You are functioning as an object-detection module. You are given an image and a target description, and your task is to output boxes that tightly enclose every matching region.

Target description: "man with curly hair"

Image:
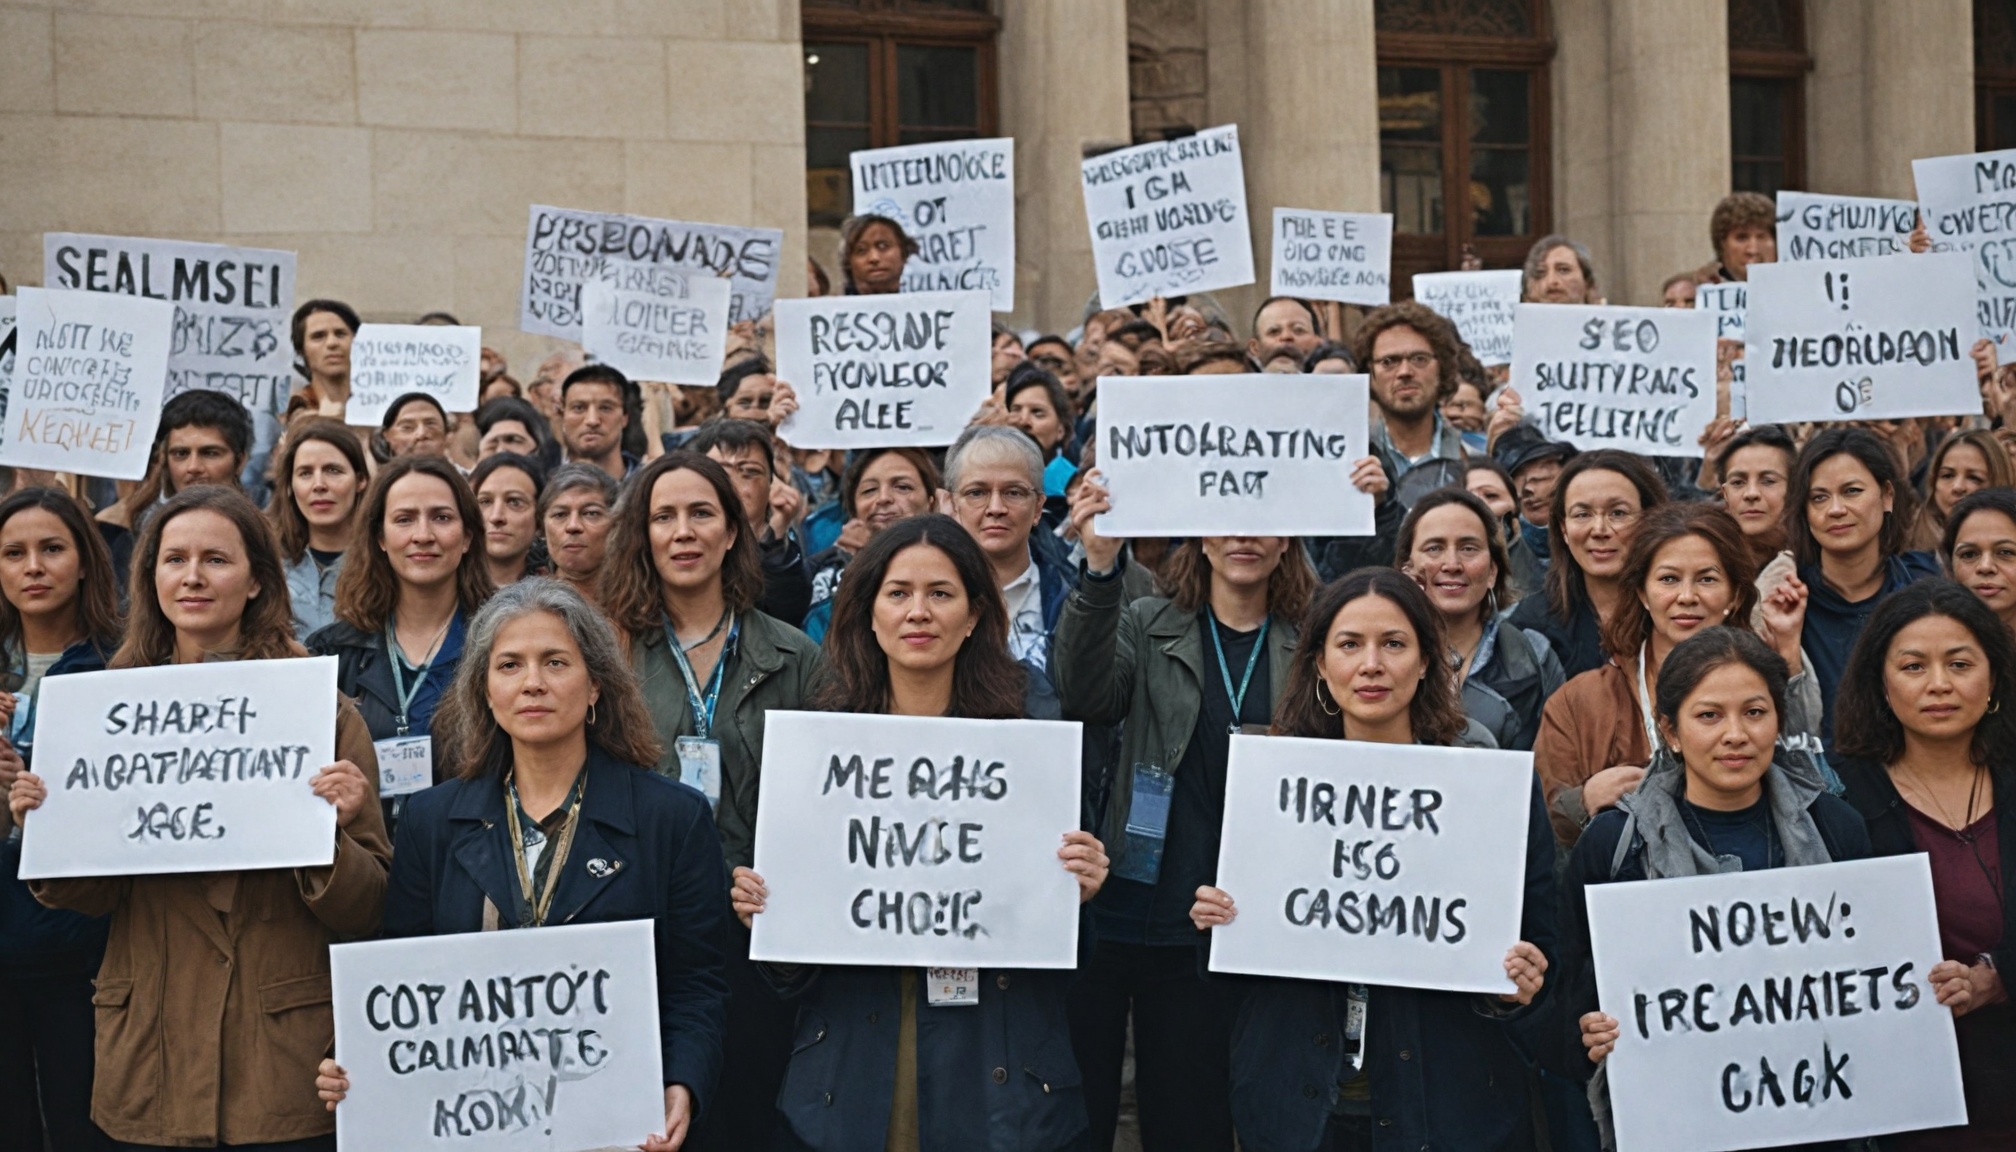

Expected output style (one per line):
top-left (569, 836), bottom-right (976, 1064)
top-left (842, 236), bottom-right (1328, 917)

top-left (1349, 302), bottom-right (1469, 496)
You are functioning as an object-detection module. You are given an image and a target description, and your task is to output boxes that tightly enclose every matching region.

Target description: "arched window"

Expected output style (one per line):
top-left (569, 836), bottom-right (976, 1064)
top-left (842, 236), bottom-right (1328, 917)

top-left (802, 0), bottom-right (999, 229)
top-left (1979, 0), bottom-right (2016, 150)
top-left (1375, 0), bottom-right (1554, 284)
top-left (1728, 0), bottom-right (1808, 195)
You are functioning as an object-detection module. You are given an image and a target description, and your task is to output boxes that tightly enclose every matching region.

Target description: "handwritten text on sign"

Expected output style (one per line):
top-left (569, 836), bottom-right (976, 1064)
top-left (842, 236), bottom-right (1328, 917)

top-left (330, 920), bottom-right (663, 1152)
top-left (1081, 124), bottom-right (1255, 308)
top-left (1512, 304), bottom-right (1717, 456)
top-left (1743, 251), bottom-right (1979, 424)
top-left (853, 138), bottom-right (1016, 312)
top-left (1209, 736), bottom-right (1533, 993)
top-left (1413, 269), bottom-right (1521, 366)
top-left (749, 711), bottom-right (1082, 968)
top-left (17, 657), bottom-right (340, 879)
top-left (1776, 192), bottom-right (1918, 262)
top-left (0, 286), bottom-right (172, 480)
top-left (773, 290), bottom-right (991, 449)
top-left (1093, 374), bottom-right (1374, 538)
top-left (581, 272), bottom-right (731, 387)
top-left (1270, 209), bottom-right (1393, 306)
top-left (1588, 856), bottom-right (1965, 1152)
top-left (1914, 149), bottom-right (2016, 346)
top-left (344, 324), bottom-right (482, 425)
top-left (520, 205), bottom-right (782, 338)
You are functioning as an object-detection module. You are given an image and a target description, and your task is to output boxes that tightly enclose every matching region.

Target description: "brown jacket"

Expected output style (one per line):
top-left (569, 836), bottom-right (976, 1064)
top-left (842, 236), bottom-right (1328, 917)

top-left (1533, 661), bottom-right (1650, 846)
top-left (31, 697), bottom-right (389, 1147)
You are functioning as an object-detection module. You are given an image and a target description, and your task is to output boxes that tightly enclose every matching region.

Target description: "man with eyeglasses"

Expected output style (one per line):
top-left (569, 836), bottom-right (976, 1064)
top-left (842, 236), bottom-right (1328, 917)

top-left (1026, 335), bottom-right (1082, 405)
top-left (687, 417), bottom-right (813, 627)
top-left (940, 424), bottom-right (1073, 671)
top-left (1349, 302), bottom-right (1471, 510)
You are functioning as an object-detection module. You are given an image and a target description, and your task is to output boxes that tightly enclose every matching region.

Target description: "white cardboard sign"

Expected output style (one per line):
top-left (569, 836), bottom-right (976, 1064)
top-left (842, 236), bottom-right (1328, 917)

top-left (1776, 191), bottom-right (1918, 261)
top-left (0, 297), bottom-right (15, 415)
top-left (748, 711), bottom-right (1083, 969)
top-left (1695, 283), bottom-right (1746, 342)
top-left (1092, 374), bottom-right (1374, 538)
top-left (1208, 736), bottom-right (1534, 993)
top-left (1743, 251), bottom-right (1979, 424)
top-left (17, 657), bottom-right (340, 879)
top-left (1270, 209), bottom-right (1393, 305)
top-left (1413, 269), bottom-right (1521, 366)
top-left (44, 234), bottom-right (297, 478)
top-left (1913, 149), bottom-right (2016, 346)
top-left (521, 205), bottom-right (783, 337)
top-left (773, 289), bottom-right (991, 449)
top-left (1512, 304), bottom-right (1718, 456)
top-left (852, 138), bottom-right (1016, 311)
top-left (1588, 855), bottom-right (1966, 1152)
top-left (344, 324), bottom-right (483, 425)
top-left (580, 272), bottom-right (731, 387)
top-left (0, 286), bottom-right (173, 480)
top-left (330, 920), bottom-right (664, 1152)
top-left (1081, 125), bottom-right (1256, 308)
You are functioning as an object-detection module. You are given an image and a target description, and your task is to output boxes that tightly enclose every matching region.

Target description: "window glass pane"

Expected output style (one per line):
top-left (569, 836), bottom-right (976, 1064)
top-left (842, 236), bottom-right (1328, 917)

top-left (805, 42), bottom-right (870, 125)
top-left (1471, 148), bottom-right (1530, 236)
top-left (897, 45), bottom-right (978, 130)
top-left (1469, 69), bottom-right (1530, 146)
top-left (1380, 67), bottom-right (1444, 236)
top-left (1994, 90), bottom-right (2016, 151)
top-left (1730, 77), bottom-right (1789, 194)
top-left (805, 42), bottom-right (871, 230)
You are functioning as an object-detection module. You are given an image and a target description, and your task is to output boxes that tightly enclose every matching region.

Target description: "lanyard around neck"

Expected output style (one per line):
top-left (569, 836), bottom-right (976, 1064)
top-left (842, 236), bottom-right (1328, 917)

top-left (386, 612), bottom-right (453, 736)
top-left (1209, 611), bottom-right (1269, 734)
top-left (665, 612), bottom-right (738, 740)
top-left (504, 770), bottom-right (586, 927)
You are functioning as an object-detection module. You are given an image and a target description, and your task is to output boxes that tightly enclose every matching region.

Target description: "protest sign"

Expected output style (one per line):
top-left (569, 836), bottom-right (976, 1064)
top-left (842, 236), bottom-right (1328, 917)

top-left (1913, 148), bottom-right (2016, 346)
top-left (1743, 251), bottom-right (1978, 423)
top-left (17, 657), bottom-right (340, 879)
top-left (0, 297), bottom-right (14, 418)
top-left (0, 286), bottom-right (172, 480)
top-left (1207, 735), bottom-right (1533, 993)
top-left (1696, 283), bottom-right (1746, 341)
top-left (330, 920), bottom-right (663, 1152)
top-left (344, 324), bottom-right (483, 425)
top-left (580, 271), bottom-right (731, 386)
top-left (773, 290), bottom-right (991, 449)
top-left (1081, 124), bottom-right (1255, 308)
top-left (1512, 304), bottom-right (1717, 456)
top-left (1270, 209), bottom-right (1392, 305)
top-left (1589, 855), bottom-right (1966, 1152)
top-left (1776, 191), bottom-right (1918, 261)
top-left (1092, 374), bottom-right (1374, 537)
top-left (853, 138), bottom-right (1016, 311)
top-left (1413, 269), bottom-right (1521, 366)
top-left (521, 205), bottom-right (782, 338)
top-left (748, 711), bottom-right (1082, 968)
top-left (44, 234), bottom-right (297, 480)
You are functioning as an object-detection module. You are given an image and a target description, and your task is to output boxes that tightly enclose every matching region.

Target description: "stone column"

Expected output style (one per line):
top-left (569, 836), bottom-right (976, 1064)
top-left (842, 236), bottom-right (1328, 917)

top-left (1810, 0), bottom-right (1975, 198)
top-left (1607, 0), bottom-right (1729, 305)
top-left (1000, 0), bottom-right (1133, 334)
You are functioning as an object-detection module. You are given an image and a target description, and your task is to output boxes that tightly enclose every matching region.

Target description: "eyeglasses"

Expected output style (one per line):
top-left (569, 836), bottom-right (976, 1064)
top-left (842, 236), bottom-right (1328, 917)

top-left (1565, 506), bottom-right (1641, 528)
top-left (1372, 351), bottom-right (1436, 374)
top-left (956, 484), bottom-right (1039, 510)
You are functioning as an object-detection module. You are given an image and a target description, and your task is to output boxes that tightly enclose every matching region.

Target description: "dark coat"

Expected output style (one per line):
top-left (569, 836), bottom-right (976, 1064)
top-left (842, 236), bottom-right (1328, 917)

top-left (1470, 623), bottom-right (1564, 753)
top-left (1506, 591), bottom-right (1606, 680)
top-left (307, 616), bottom-right (466, 754)
top-left (0, 637), bottom-right (114, 965)
top-left (759, 529), bottom-right (814, 628)
top-left (1225, 768), bottom-right (1559, 1152)
top-left (1836, 754), bottom-right (2016, 1131)
top-left (769, 965), bottom-right (1089, 1152)
top-left (1797, 552), bottom-right (1940, 749)
top-left (383, 749), bottom-right (732, 1117)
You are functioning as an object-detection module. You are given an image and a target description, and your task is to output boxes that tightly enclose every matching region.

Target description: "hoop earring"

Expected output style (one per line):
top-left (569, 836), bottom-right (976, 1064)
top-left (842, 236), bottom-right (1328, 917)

top-left (1992, 698), bottom-right (2002, 715)
top-left (1316, 681), bottom-right (1340, 716)
top-left (1485, 587), bottom-right (1500, 618)
top-left (588, 701), bottom-right (598, 726)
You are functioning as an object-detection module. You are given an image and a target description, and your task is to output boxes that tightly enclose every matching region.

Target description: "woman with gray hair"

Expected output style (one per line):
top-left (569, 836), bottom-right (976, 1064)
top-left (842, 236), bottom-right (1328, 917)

top-left (312, 578), bottom-right (732, 1152)
top-left (540, 462), bottom-right (621, 607)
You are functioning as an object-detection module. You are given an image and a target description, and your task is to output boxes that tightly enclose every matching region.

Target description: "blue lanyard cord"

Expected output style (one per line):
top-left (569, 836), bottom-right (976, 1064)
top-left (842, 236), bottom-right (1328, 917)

top-left (385, 614), bottom-right (452, 736)
top-left (665, 614), bottom-right (739, 740)
top-left (1208, 612), bottom-right (1270, 732)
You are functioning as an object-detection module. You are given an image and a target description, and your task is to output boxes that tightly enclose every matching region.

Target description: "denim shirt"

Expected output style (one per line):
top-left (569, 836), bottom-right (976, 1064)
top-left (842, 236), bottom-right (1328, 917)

top-left (284, 549), bottom-right (343, 641)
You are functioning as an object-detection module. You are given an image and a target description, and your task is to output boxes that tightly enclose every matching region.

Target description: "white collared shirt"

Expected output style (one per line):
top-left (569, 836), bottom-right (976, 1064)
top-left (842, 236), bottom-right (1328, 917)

top-left (1000, 549), bottom-right (1046, 668)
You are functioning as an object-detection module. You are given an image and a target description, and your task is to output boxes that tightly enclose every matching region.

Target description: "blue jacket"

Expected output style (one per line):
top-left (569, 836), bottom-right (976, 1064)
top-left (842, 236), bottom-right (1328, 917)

top-left (769, 965), bottom-right (1089, 1152)
top-left (284, 549), bottom-right (344, 641)
top-left (0, 637), bottom-right (115, 966)
top-left (1797, 551), bottom-right (1939, 750)
top-left (1225, 764), bottom-right (1558, 1152)
top-left (382, 749), bottom-right (732, 1117)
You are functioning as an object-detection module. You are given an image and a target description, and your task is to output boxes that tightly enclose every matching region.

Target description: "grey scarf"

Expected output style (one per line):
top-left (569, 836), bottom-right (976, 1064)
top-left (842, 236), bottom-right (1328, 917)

top-left (1588, 748), bottom-right (1835, 1147)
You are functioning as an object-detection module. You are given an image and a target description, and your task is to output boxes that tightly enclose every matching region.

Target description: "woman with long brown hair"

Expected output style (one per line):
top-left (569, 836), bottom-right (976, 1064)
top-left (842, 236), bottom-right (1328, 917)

top-left (273, 418), bottom-right (369, 640)
top-left (1190, 569), bottom-right (1554, 1151)
top-left (11, 486), bottom-right (387, 1152)
top-left (1911, 428), bottom-right (2014, 552)
top-left (1050, 471), bottom-right (1316, 1152)
top-left (801, 446), bottom-right (940, 642)
top-left (308, 456), bottom-right (494, 828)
top-left (601, 451), bottom-right (821, 1151)
top-left (729, 515), bottom-right (1106, 1151)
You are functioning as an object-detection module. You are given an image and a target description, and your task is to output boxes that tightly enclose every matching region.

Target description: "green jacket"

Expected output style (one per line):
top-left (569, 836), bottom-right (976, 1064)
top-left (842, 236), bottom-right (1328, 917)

top-left (632, 608), bottom-right (822, 871)
top-left (1049, 566), bottom-right (1298, 871)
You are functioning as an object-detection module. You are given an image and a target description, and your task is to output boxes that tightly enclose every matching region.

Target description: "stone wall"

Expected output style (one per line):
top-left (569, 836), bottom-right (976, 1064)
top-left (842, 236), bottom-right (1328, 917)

top-left (0, 0), bottom-right (808, 376)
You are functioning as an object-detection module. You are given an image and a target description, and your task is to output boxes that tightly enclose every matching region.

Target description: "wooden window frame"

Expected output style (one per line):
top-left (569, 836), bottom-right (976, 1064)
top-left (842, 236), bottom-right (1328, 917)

top-left (1976, 0), bottom-right (2016, 151)
top-left (802, 2), bottom-right (1000, 150)
top-left (1728, 0), bottom-right (1811, 193)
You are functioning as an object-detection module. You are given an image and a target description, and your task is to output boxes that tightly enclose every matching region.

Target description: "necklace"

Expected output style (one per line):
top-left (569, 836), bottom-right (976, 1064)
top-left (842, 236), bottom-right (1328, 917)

top-left (674, 606), bottom-right (731, 652)
top-left (1895, 759), bottom-right (1987, 839)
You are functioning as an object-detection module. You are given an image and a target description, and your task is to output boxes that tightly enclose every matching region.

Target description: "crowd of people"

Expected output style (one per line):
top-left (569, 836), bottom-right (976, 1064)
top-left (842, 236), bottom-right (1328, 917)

top-left (1, 189), bottom-right (2014, 1152)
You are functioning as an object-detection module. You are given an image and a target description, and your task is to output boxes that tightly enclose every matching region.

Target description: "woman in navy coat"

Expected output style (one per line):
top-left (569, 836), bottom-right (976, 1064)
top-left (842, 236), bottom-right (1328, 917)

top-left (315, 577), bottom-right (732, 1151)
